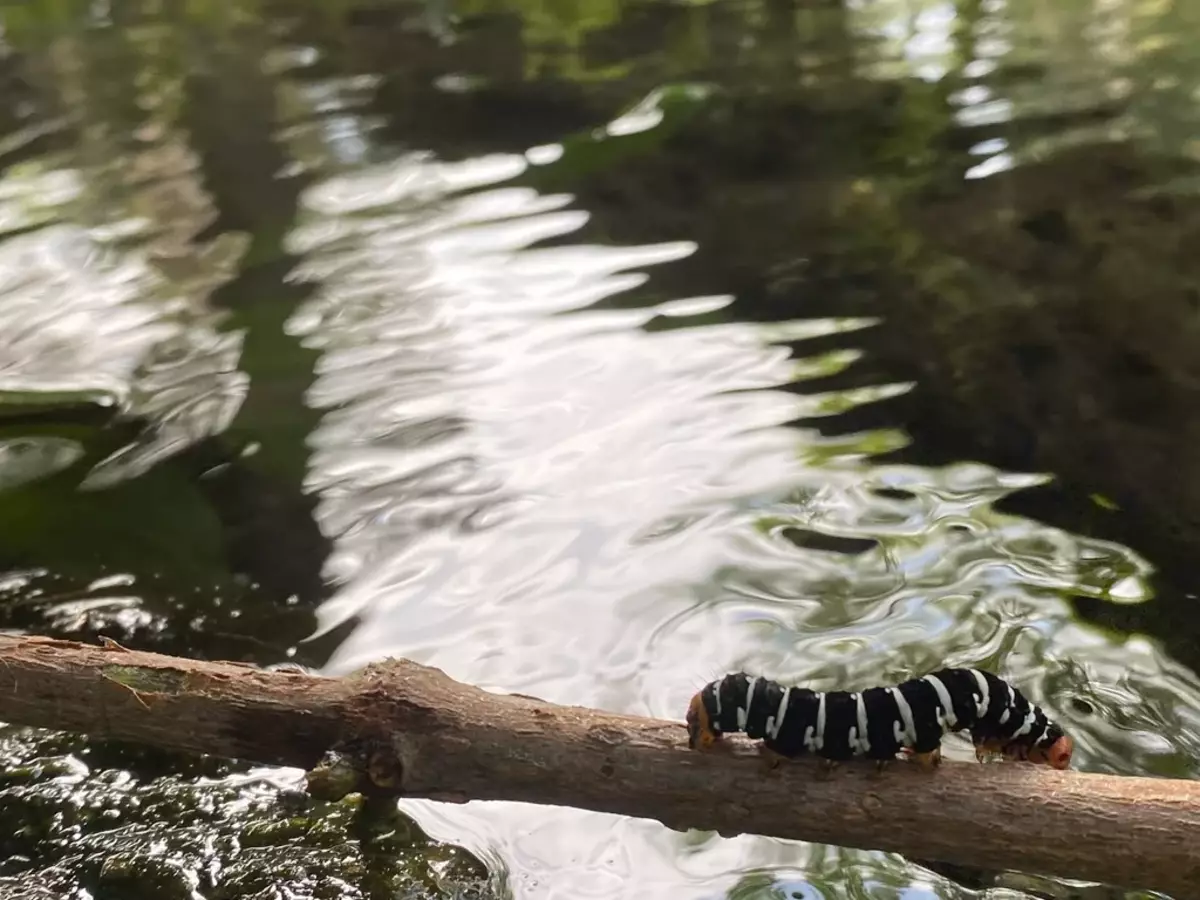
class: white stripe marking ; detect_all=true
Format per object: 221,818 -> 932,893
845,694 -> 857,754
923,675 -> 957,730
969,669 -> 990,719
1012,708 -> 1037,738
738,677 -> 758,732
995,679 -> 1012,725
767,687 -> 790,740
815,692 -> 827,750
890,687 -> 917,747
855,692 -> 871,754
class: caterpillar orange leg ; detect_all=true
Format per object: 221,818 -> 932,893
906,747 -> 942,770
974,738 -> 1004,763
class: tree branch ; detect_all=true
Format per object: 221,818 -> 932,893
1,634 -> 1196,897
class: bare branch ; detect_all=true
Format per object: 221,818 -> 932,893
1,634 -> 1197,897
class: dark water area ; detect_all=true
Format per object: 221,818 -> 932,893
1,0 -> 1199,897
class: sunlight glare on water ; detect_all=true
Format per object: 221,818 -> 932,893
278,96 -> 1181,899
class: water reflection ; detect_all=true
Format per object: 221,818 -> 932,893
0,0 -> 1199,898
283,95 -> 1176,899
406,801 -> 999,900
0,144 -> 247,491
288,143 -> 905,714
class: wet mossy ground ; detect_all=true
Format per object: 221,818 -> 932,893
0,726 -> 497,900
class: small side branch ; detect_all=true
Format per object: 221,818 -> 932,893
0,635 -> 1197,897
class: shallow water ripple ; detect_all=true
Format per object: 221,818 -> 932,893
279,117 -> 1184,898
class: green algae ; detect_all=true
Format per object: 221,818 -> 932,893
101,665 -> 189,695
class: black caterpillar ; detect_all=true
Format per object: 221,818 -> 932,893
685,668 -> 1073,769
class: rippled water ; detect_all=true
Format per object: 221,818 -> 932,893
1,0 -> 1198,898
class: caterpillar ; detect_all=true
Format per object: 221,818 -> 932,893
685,668 -> 1073,770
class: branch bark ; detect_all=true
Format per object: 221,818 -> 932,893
1,634 -> 1197,898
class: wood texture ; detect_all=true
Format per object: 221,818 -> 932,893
0,634 -> 1197,897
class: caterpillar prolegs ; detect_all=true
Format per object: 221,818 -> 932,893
685,668 -> 1073,770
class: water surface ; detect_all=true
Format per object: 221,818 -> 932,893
1,0 -> 1198,897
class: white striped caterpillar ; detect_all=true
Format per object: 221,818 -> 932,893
685,668 -> 1073,770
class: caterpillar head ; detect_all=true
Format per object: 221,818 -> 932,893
686,691 -> 719,750
1024,723 -> 1074,770
996,723 -> 1074,770
973,722 -> 1074,770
